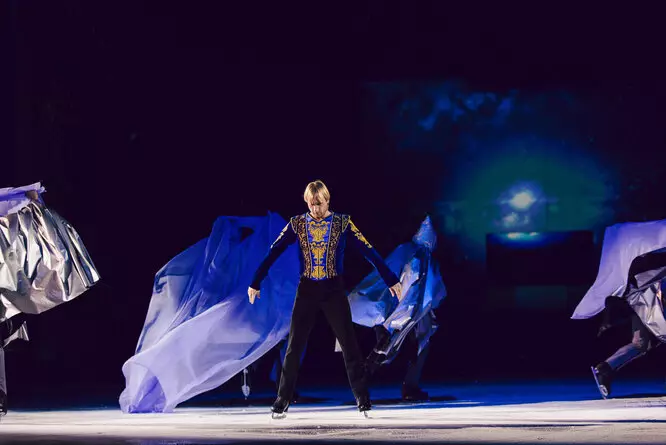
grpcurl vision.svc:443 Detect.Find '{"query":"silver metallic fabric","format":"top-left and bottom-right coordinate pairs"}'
top-left (0, 200), bottom-right (100, 338)
top-left (626, 280), bottom-right (666, 341)
top-left (345, 216), bottom-right (446, 362)
top-left (573, 219), bottom-right (666, 342)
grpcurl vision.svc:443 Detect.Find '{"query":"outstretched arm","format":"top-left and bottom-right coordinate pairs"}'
top-left (248, 221), bottom-right (297, 303)
top-left (346, 218), bottom-right (401, 298)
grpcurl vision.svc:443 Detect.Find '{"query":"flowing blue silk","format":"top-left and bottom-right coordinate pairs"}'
top-left (120, 213), bottom-right (299, 413)
top-left (120, 214), bottom-right (445, 413)
top-left (347, 216), bottom-right (447, 358)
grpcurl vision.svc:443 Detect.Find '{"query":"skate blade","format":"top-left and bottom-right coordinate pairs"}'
top-left (271, 412), bottom-right (287, 420)
top-left (590, 366), bottom-right (609, 399)
top-left (361, 410), bottom-right (371, 419)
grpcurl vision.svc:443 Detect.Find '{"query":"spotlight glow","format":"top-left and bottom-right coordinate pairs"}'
top-left (509, 190), bottom-right (536, 210)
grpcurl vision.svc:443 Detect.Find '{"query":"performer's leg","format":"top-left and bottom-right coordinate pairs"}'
top-left (0, 347), bottom-right (6, 415)
top-left (604, 313), bottom-right (658, 371)
top-left (270, 340), bottom-right (286, 391)
top-left (365, 326), bottom-right (390, 380)
top-left (321, 284), bottom-right (369, 406)
top-left (404, 339), bottom-right (429, 387)
top-left (274, 338), bottom-right (306, 402)
top-left (0, 347), bottom-right (6, 394)
top-left (592, 313), bottom-right (659, 398)
top-left (0, 314), bottom-right (31, 341)
top-left (400, 329), bottom-right (429, 401)
top-left (276, 286), bottom-right (318, 403)
top-left (0, 314), bottom-right (33, 416)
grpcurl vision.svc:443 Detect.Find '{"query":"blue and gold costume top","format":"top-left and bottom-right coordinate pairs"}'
top-left (250, 212), bottom-right (399, 289)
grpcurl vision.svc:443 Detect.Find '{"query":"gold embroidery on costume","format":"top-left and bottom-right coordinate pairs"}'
top-left (308, 219), bottom-right (330, 280)
top-left (293, 213), bottom-right (368, 280)
top-left (325, 214), bottom-right (344, 278)
top-left (291, 215), bottom-right (311, 277)
top-left (349, 219), bottom-right (372, 248)
top-left (311, 244), bottom-right (327, 279)
top-left (341, 214), bottom-right (350, 233)
top-left (308, 220), bottom-right (329, 243)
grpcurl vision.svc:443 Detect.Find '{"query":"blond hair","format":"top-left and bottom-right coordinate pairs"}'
top-left (303, 180), bottom-right (331, 204)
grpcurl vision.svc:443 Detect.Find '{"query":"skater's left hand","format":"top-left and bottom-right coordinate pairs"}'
top-left (389, 282), bottom-right (402, 301)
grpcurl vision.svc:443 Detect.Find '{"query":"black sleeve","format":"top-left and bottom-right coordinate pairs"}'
top-left (346, 218), bottom-right (399, 288)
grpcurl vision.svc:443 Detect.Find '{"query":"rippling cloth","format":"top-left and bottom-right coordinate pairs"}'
top-left (120, 213), bottom-right (299, 413)
top-left (347, 216), bottom-right (447, 361)
top-left (572, 219), bottom-right (666, 342)
top-left (0, 183), bottom-right (100, 346)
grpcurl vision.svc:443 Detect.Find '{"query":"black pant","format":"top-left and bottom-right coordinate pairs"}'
top-left (370, 325), bottom-right (430, 388)
top-left (0, 313), bottom-right (31, 342)
top-left (278, 277), bottom-right (367, 400)
top-left (0, 313), bottom-right (34, 396)
top-left (605, 312), bottom-right (660, 371)
top-left (403, 331), bottom-right (430, 389)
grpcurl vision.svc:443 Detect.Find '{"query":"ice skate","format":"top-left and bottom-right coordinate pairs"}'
top-left (270, 396), bottom-right (290, 419)
top-left (591, 362), bottom-right (613, 399)
top-left (356, 392), bottom-right (372, 418)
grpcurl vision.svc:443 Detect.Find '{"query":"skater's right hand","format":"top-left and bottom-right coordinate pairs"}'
top-left (389, 282), bottom-right (402, 301)
top-left (25, 190), bottom-right (39, 201)
top-left (248, 287), bottom-right (260, 304)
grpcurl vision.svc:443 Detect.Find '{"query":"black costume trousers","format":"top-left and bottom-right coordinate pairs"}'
top-left (278, 277), bottom-right (367, 400)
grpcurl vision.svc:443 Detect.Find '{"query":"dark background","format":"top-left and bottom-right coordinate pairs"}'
top-left (3, 2), bottom-right (666, 408)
